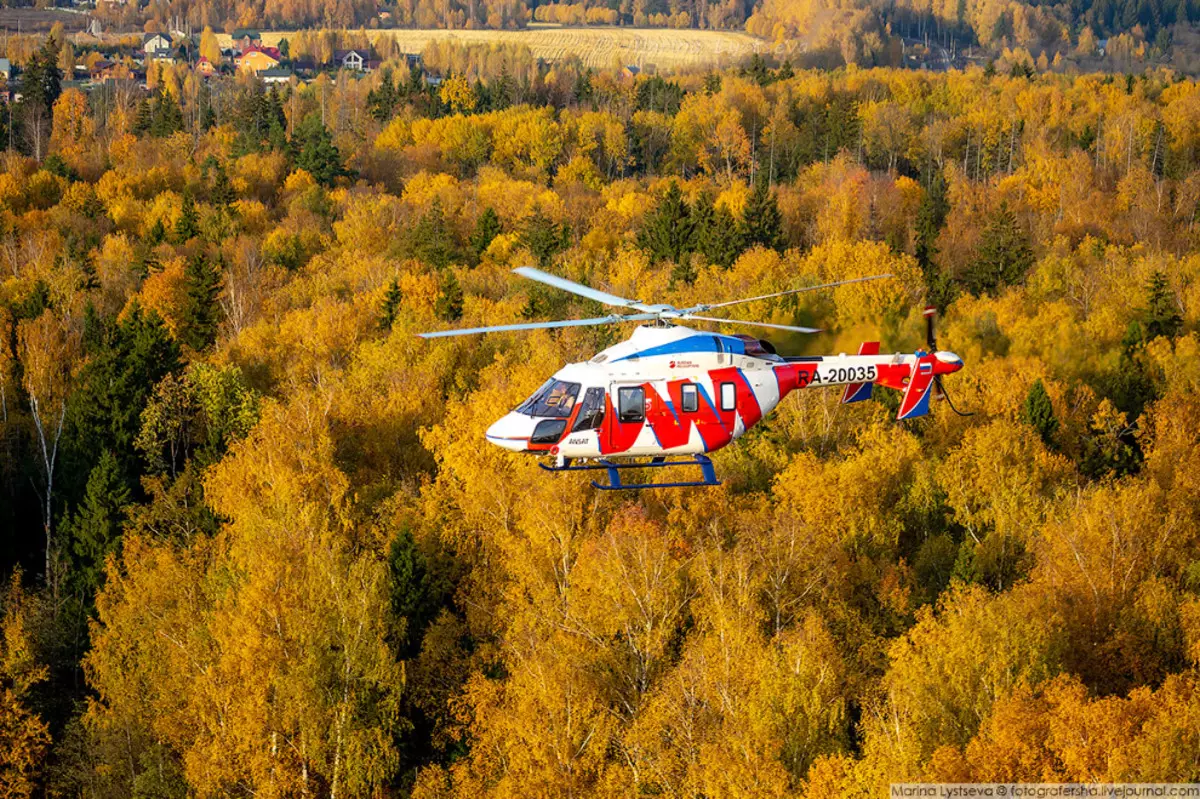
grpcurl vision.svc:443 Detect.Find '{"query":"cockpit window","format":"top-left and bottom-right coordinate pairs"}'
top-left (517, 380), bottom-right (581, 418)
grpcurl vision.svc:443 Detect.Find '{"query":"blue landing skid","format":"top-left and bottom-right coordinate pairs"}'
top-left (539, 455), bottom-right (721, 491)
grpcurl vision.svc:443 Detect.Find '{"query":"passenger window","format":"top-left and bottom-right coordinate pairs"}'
top-left (572, 387), bottom-right (606, 432)
top-left (681, 383), bottom-right (698, 413)
top-left (617, 386), bottom-right (645, 424)
top-left (720, 382), bottom-right (736, 412)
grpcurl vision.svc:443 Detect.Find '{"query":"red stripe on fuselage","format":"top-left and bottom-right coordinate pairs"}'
top-left (774, 362), bottom-right (819, 396)
top-left (597, 371), bottom-right (762, 455)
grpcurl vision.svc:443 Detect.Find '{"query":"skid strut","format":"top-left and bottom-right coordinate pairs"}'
top-left (539, 455), bottom-right (721, 490)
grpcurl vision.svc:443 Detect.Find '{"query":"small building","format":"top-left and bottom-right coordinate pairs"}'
top-left (259, 67), bottom-right (294, 84)
top-left (143, 32), bottom-right (172, 57)
top-left (333, 48), bottom-right (373, 72)
top-left (0, 59), bottom-right (10, 82)
top-left (231, 29), bottom-right (262, 51)
top-left (196, 56), bottom-right (218, 77)
top-left (88, 59), bottom-right (113, 80)
top-left (620, 64), bottom-right (641, 81)
top-left (235, 44), bottom-right (281, 74)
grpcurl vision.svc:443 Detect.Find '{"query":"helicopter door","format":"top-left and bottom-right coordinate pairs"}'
top-left (571, 387), bottom-right (606, 433)
top-left (607, 383), bottom-right (647, 454)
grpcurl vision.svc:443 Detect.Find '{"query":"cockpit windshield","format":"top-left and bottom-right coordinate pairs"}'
top-left (516, 379), bottom-right (581, 418)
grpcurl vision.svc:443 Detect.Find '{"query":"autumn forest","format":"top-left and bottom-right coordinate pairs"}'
top-left (1, 29), bottom-right (1200, 799)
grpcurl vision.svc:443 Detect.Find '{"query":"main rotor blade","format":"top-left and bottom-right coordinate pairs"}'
top-left (513, 266), bottom-right (660, 313)
top-left (417, 313), bottom-right (659, 338)
top-left (681, 315), bottom-right (822, 334)
top-left (688, 274), bottom-right (894, 313)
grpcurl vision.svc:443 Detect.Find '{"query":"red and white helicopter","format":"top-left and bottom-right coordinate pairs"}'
top-left (419, 267), bottom-right (966, 489)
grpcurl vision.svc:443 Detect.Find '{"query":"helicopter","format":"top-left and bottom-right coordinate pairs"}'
top-left (418, 267), bottom-right (966, 490)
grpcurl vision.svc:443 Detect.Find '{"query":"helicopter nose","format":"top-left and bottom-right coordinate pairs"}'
top-left (485, 413), bottom-right (535, 452)
top-left (935, 351), bottom-right (964, 373)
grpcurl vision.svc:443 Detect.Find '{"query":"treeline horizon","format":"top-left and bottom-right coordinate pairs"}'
top-left (69, 0), bottom-right (1200, 72)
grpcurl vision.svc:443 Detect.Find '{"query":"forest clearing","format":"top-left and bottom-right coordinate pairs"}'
top-left (216, 24), bottom-right (767, 69)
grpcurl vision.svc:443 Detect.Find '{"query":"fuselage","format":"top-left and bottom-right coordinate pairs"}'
top-left (485, 325), bottom-right (962, 460)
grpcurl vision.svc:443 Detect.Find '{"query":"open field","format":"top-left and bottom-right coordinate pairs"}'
top-left (219, 24), bottom-right (767, 70)
top-left (0, 7), bottom-right (91, 33)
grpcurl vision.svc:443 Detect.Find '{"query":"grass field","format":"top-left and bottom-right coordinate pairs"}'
top-left (219, 24), bottom-right (766, 70)
top-left (0, 7), bottom-right (90, 33)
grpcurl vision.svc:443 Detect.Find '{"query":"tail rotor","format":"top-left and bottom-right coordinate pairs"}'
top-left (923, 305), bottom-right (973, 417)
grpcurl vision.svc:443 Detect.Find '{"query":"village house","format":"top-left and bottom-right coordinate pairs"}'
top-left (333, 48), bottom-right (377, 72)
top-left (230, 29), bottom-right (262, 52)
top-left (259, 67), bottom-right (294, 85)
top-left (143, 32), bottom-right (173, 58)
top-left (196, 56), bottom-right (218, 77)
top-left (235, 44), bottom-right (281, 74)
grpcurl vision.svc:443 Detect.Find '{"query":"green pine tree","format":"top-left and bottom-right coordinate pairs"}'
top-left (915, 168), bottom-right (953, 307)
top-left (745, 53), bottom-right (771, 86)
top-left (1022, 379), bottom-right (1058, 446)
top-left (147, 218), bottom-right (167, 248)
top-left (435, 270), bottom-right (464, 322)
top-left (411, 198), bottom-right (460, 269)
top-left (469, 206), bottom-right (502, 263)
top-left (387, 526), bottom-right (439, 658)
top-left (1142, 271), bottom-right (1182, 340)
top-left (64, 303), bottom-right (182, 494)
top-left (739, 176), bottom-right (784, 251)
top-left (150, 92), bottom-right (184, 138)
top-left (179, 254), bottom-right (222, 352)
top-left (134, 98), bottom-right (153, 136)
top-left (210, 164), bottom-right (235, 207)
top-left (66, 449), bottom-right (130, 595)
top-left (174, 191), bottom-right (200, 242)
top-left (519, 207), bottom-right (570, 268)
top-left (637, 181), bottom-right (694, 266)
top-left (201, 99), bottom-right (216, 131)
top-left (962, 201), bottom-right (1034, 296)
top-left (690, 191), bottom-right (744, 269)
top-left (380, 278), bottom-right (403, 330)
top-left (292, 113), bottom-right (346, 186)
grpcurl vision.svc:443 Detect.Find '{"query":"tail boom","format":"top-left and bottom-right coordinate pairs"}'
top-left (774, 348), bottom-right (963, 420)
